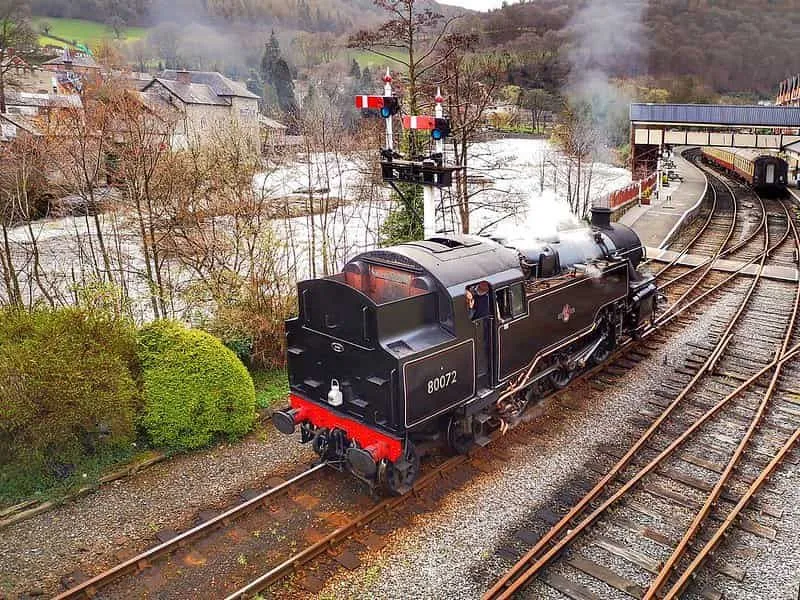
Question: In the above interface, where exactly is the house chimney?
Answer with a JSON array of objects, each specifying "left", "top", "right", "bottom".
[{"left": 176, "top": 69, "right": 191, "bottom": 85}]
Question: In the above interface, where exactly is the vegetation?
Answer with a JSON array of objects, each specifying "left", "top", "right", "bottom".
[
  {"left": 137, "top": 320, "right": 256, "bottom": 451},
  {"left": 0, "top": 307, "right": 139, "bottom": 502},
  {"left": 33, "top": 16, "right": 147, "bottom": 47},
  {"left": 1, "top": 0, "right": 38, "bottom": 113},
  {"left": 260, "top": 31, "right": 297, "bottom": 116},
  {"left": 251, "top": 368, "right": 289, "bottom": 410}
]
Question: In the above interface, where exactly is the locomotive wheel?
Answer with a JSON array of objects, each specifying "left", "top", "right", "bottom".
[
  {"left": 589, "top": 315, "right": 615, "bottom": 366},
  {"left": 384, "top": 442, "right": 420, "bottom": 496},
  {"left": 590, "top": 342, "right": 612, "bottom": 365},
  {"left": 446, "top": 417, "right": 475, "bottom": 455},
  {"left": 549, "top": 367, "right": 575, "bottom": 389}
]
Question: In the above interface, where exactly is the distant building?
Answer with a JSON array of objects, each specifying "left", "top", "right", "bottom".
[
  {"left": 0, "top": 112, "right": 42, "bottom": 143},
  {"left": 3, "top": 90, "right": 82, "bottom": 120},
  {"left": 42, "top": 49, "right": 102, "bottom": 92},
  {"left": 140, "top": 70, "right": 260, "bottom": 149},
  {"left": 777, "top": 74, "right": 800, "bottom": 106},
  {"left": 2, "top": 55, "right": 60, "bottom": 94}
]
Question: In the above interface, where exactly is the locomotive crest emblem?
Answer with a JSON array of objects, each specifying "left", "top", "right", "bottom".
[
  {"left": 331, "top": 342, "right": 345, "bottom": 353},
  {"left": 557, "top": 304, "right": 576, "bottom": 322}
]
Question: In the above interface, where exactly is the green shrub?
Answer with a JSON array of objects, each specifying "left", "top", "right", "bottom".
[
  {"left": 0, "top": 307, "right": 139, "bottom": 500},
  {"left": 137, "top": 320, "right": 256, "bottom": 451}
]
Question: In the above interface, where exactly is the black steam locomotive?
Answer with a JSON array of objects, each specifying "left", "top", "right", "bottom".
[{"left": 273, "top": 208, "right": 658, "bottom": 494}]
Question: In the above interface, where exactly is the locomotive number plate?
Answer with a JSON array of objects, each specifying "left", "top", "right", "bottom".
[
  {"left": 427, "top": 370, "right": 458, "bottom": 394},
  {"left": 403, "top": 339, "right": 475, "bottom": 427}
]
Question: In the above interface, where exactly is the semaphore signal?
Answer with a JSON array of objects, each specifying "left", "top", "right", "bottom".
[
  {"left": 354, "top": 95, "right": 401, "bottom": 118},
  {"left": 354, "top": 74, "right": 461, "bottom": 238}
]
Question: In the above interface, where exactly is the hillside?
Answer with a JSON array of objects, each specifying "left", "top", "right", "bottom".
[
  {"left": 477, "top": 0, "right": 800, "bottom": 96},
  {"left": 34, "top": 17, "right": 148, "bottom": 48},
  {"left": 29, "top": 0, "right": 465, "bottom": 34}
]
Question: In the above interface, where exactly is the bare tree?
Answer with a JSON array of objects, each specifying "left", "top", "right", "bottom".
[
  {"left": 0, "top": 0, "right": 37, "bottom": 113},
  {"left": 49, "top": 92, "right": 116, "bottom": 283},
  {"left": 552, "top": 101, "right": 596, "bottom": 217},
  {"left": 109, "top": 90, "right": 182, "bottom": 318},
  {"left": 349, "top": 0, "right": 461, "bottom": 114},
  {"left": 437, "top": 34, "right": 509, "bottom": 233}
]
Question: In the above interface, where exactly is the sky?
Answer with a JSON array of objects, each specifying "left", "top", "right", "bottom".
[{"left": 437, "top": 0, "right": 506, "bottom": 11}]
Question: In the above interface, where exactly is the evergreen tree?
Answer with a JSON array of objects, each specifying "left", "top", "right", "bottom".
[
  {"left": 360, "top": 66, "right": 373, "bottom": 91},
  {"left": 260, "top": 33, "right": 297, "bottom": 115},
  {"left": 349, "top": 58, "right": 361, "bottom": 79}
]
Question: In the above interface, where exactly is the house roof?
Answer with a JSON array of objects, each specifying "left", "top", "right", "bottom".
[
  {"left": 132, "top": 90, "right": 181, "bottom": 114},
  {"left": 43, "top": 49, "right": 99, "bottom": 69},
  {"left": 144, "top": 78, "right": 231, "bottom": 106},
  {"left": 630, "top": 103, "right": 800, "bottom": 128},
  {"left": 159, "top": 70, "right": 260, "bottom": 100},
  {"left": 3, "top": 90, "right": 82, "bottom": 109}
]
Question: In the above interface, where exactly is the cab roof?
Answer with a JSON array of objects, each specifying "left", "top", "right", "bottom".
[{"left": 353, "top": 235, "right": 523, "bottom": 290}]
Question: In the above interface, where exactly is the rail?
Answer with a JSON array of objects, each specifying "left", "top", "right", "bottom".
[
  {"left": 483, "top": 174, "right": 798, "bottom": 600},
  {"left": 54, "top": 463, "right": 328, "bottom": 599}
]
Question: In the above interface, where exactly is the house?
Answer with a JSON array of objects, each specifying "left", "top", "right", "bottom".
[
  {"left": 260, "top": 114, "right": 287, "bottom": 150},
  {"left": 3, "top": 90, "right": 82, "bottom": 120},
  {"left": 42, "top": 49, "right": 101, "bottom": 77},
  {"left": 2, "top": 55, "right": 60, "bottom": 94},
  {"left": 140, "top": 70, "right": 260, "bottom": 149},
  {"left": 0, "top": 112, "right": 41, "bottom": 143}
]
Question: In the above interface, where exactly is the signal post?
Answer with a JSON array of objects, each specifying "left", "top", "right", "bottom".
[{"left": 355, "top": 73, "right": 461, "bottom": 239}]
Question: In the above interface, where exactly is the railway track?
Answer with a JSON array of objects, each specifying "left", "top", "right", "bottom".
[
  {"left": 482, "top": 178, "right": 800, "bottom": 599},
  {"left": 50, "top": 464, "right": 331, "bottom": 599},
  {"left": 217, "top": 176, "right": 789, "bottom": 599},
  {"left": 55, "top": 166, "right": 796, "bottom": 600}
]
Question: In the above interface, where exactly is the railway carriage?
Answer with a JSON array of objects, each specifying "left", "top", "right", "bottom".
[
  {"left": 273, "top": 209, "right": 658, "bottom": 494},
  {"left": 701, "top": 147, "right": 788, "bottom": 193}
]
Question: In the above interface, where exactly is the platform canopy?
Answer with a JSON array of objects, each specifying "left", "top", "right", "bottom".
[
  {"left": 629, "top": 103, "right": 800, "bottom": 173},
  {"left": 630, "top": 103, "right": 800, "bottom": 128}
]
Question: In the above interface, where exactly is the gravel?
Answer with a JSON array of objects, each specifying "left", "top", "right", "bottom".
[
  {"left": 0, "top": 421, "right": 315, "bottom": 598},
  {"left": 313, "top": 288, "right": 754, "bottom": 600}
]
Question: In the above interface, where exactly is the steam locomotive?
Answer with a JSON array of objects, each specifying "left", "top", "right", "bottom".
[
  {"left": 272, "top": 208, "right": 658, "bottom": 494},
  {"left": 701, "top": 147, "right": 788, "bottom": 193}
]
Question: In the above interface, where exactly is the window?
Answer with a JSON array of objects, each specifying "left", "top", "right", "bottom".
[{"left": 497, "top": 283, "right": 527, "bottom": 320}]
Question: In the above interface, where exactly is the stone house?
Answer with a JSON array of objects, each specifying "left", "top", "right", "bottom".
[
  {"left": 140, "top": 70, "right": 260, "bottom": 150},
  {"left": 42, "top": 49, "right": 102, "bottom": 91}
]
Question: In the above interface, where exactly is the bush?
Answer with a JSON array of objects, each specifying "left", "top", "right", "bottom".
[
  {"left": 205, "top": 294, "right": 296, "bottom": 370},
  {"left": 0, "top": 307, "right": 139, "bottom": 500},
  {"left": 137, "top": 320, "right": 256, "bottom": 451}
]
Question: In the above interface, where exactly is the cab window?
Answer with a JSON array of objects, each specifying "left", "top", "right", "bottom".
[{"left": 497, "top": 283, "right": 527, "bottom": 320}]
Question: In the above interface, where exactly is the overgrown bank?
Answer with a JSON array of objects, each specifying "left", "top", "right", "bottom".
[{"left": 0, "top": 307, "right": 288, "bottom": 508}]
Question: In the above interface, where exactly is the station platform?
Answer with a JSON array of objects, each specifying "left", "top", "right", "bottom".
[
  {"left": 621, "top": 148, "right": 707, "bottom": 248},
  {"left": 646, "top": 247, "right": 799, "bottom": 283}
]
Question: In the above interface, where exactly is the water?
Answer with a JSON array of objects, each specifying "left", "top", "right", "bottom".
[{"left": 2, "top": 138, "right": 631, "bottom": 314}]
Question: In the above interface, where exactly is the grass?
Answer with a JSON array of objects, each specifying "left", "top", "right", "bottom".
[
  {"left": 32, "top": 16, "right": 148, "bottom": 49},
  {"left": 348, "top": 48, "right": 407, "bottom": 70},
  {"left": 251, "top": 368, "right": 289, "bottom": 410},
  {"left": 0, "top": 443, "right": 147, "bottom": 509}
]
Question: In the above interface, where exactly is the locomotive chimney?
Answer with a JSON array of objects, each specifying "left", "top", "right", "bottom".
[
  {"left": 590, "top": 207, "right": 613, "bottom": 229},
  {"left": 176, "top": 69, "right": 191, "bottom": 85}
]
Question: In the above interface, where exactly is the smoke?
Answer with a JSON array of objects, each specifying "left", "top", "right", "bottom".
[
  {"left": 145, "top": 0, "right": 263, "bottom": 77},
  {"left": 566, "top": 0, "right": 650, "bottom": 148}
]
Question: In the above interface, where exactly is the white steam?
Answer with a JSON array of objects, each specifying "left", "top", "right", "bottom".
[{"left": 566, "top": 0, "right": 650, "bottom": 147}]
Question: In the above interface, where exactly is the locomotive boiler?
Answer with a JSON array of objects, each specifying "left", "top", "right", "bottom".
[{"left": 272, "top": 208, "right": 658, "bottom": 494}]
